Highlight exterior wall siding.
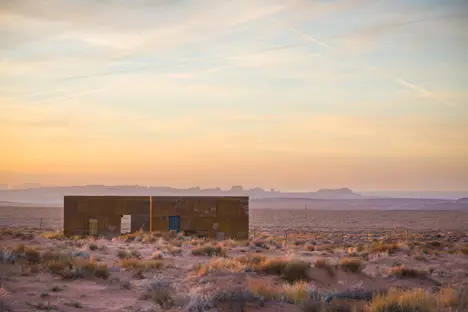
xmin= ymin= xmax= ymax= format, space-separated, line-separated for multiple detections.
xmin=63 ymin=196 xmax=249 ymax=239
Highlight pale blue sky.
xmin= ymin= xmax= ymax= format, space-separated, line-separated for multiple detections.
xmin=1 ymin=0 xmax=468 ymax=190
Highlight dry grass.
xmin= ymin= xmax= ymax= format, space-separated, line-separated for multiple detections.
xmin=191 ymin=245 xmax=227 ymax=257
xmin=388 ymin=265 xmax=427 ymax=278
xmin=339 ymin=257 xmax=363 ymax=273
xmin=194 ymin=258 xmax=246 ymax=276
xmin=368 ymin=289 xmax=436 ymax=312
xmin=247 ymin=279 xmax=309 ymax=304
xmin=121 ymin=259 xmax=163 ymax=271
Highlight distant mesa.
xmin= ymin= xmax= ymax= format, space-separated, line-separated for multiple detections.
xmin=458 ymin=197 xmax=468 ymax=203
xmin=314 ymin=188 xmax=361 ymax=199
xmin=0 ymin=184 xmax=362 ymax=206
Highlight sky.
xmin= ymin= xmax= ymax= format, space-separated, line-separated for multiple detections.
xmin=1 ymin=0 xmax=468 ymax=191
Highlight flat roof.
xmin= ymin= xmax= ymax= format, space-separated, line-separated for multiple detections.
xmin=64 ymin=195 xmax=249 ymax=199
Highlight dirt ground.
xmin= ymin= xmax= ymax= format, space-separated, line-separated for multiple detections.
xmin=1 ymin=227 xmax=468 ymax=311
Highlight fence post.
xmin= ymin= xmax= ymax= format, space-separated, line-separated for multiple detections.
xmin=40 ymin=218 xmax=43 ymax=230
xmin=406 ymin=228 xmax=409 ymax=242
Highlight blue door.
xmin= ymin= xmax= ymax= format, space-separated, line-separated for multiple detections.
xmin=168 ymin=216 xmax=180 ymax=232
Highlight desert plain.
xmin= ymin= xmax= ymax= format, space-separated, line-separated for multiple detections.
xmin=1 ymin=205 xmax=468 ymax=311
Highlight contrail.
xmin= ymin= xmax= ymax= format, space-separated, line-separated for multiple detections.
xmin=393 ymin=78 xmax=455 ymax=107
xmin=269 ymin=17 xmax=455 ymax=106
xmin=270 ymin=18 xmax=332 ymax=50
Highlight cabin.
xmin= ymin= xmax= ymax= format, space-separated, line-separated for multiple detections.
xmin=63 ymin=195 xmax=249 ymax=239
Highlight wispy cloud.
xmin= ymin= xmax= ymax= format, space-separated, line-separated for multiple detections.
xmin=270 ymin=16 xmax=457 ymax=107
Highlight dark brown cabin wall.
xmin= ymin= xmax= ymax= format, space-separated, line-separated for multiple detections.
xmin=63 ymin=195 xmax=249 ymax=239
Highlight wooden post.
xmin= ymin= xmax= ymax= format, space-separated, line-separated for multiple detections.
xmin=406 ymin=228 xmax=409 ymax=242
xmin=40 ymin=218 xmax=42 ymax=230
xmin=149 ymin=196 xmax=153 ymax=233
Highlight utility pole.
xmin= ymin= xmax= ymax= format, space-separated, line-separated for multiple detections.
xmin=149 ymin=196 xmax=153 ymax=233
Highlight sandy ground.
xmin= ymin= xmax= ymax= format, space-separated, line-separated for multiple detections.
xmin=1 ymin=226 xmax=468 ymax=311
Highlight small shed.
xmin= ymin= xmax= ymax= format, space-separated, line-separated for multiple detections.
xmin=63 ymin=195 xmax=249 ymax=239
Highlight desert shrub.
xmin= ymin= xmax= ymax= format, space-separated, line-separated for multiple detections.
xmin=192 ymin=245 xmax=227 ymax=257
xmin=65 ymin=301 xmax=83 ymax=308
xmin=427 ymin=240 xmax=442 ymax=247
xmin=74 ymin=260 xmax=109 ymax=279
xmin=93 ymin=264 xmax=110 ymax=279
xmin=88 ymin=243 xmax=98 ymax=251
xmin=117 ymin=250 xmax=129 ymax=259
xmin=121 ymin=259 xmax=163 ymax=271
xmin=372 ymin=242 xmax=398 ymax=254
xmin=26 ymin=301 xmax=60 ymax=310
xmin=314 ymin=258 xmax=336 ymax=276
xmin=236 ymin=254 xmax=266 ymax=266
xmin=51 ymin=286 xmax=64 ymax=292
xmin=282 ymin=281 xmax=309 ymax=304
xmin=247 ymin=279 xmax=281 ymax=300
xmin=47 ymin=260 xmax=69 ymax=274
xmin=151 ymin=251 xmax=163 ymax=260
xmin=163 ymin=230 xmax=177 ymax=241
xmin=130 ymin=249 xmax=141 ymax=258
xmin=305 ymin=244 xmax=315 ymax=251
xmin=283 ymin=260 xmax=310 ymax=283
xmin=169 ymin=240 xmax=183 ymax=247
xmin=339 ymin=257 xmax=362 ymax=273
xmin=13 ymin=231 xmax=34 ymax=240
xmin=257 ymin=258 xmax=288 ymax=275
xmin=167 ymin=245 xmax=182 ymax=256
xmin=120 ymin=280 xmax=131 ymax=289
xmin=145 ymin=279 xmax=174 ymax=309
xmin=42 ymin=232 xmax=65 ymax=240
xmin=23 ymin=246 xmax=41 ymax=264
xmin=294 ymin=239 xmax=307 ymax=247
xmin=119 ymin=234 xmax=136 ymax=242
xmin=460 ymin=246 xmax=468 ymax=256
xmin=389 ymin=265 xmax=427 ymax=278
xmin=194 ymin=258 xmax=246 ymax=276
